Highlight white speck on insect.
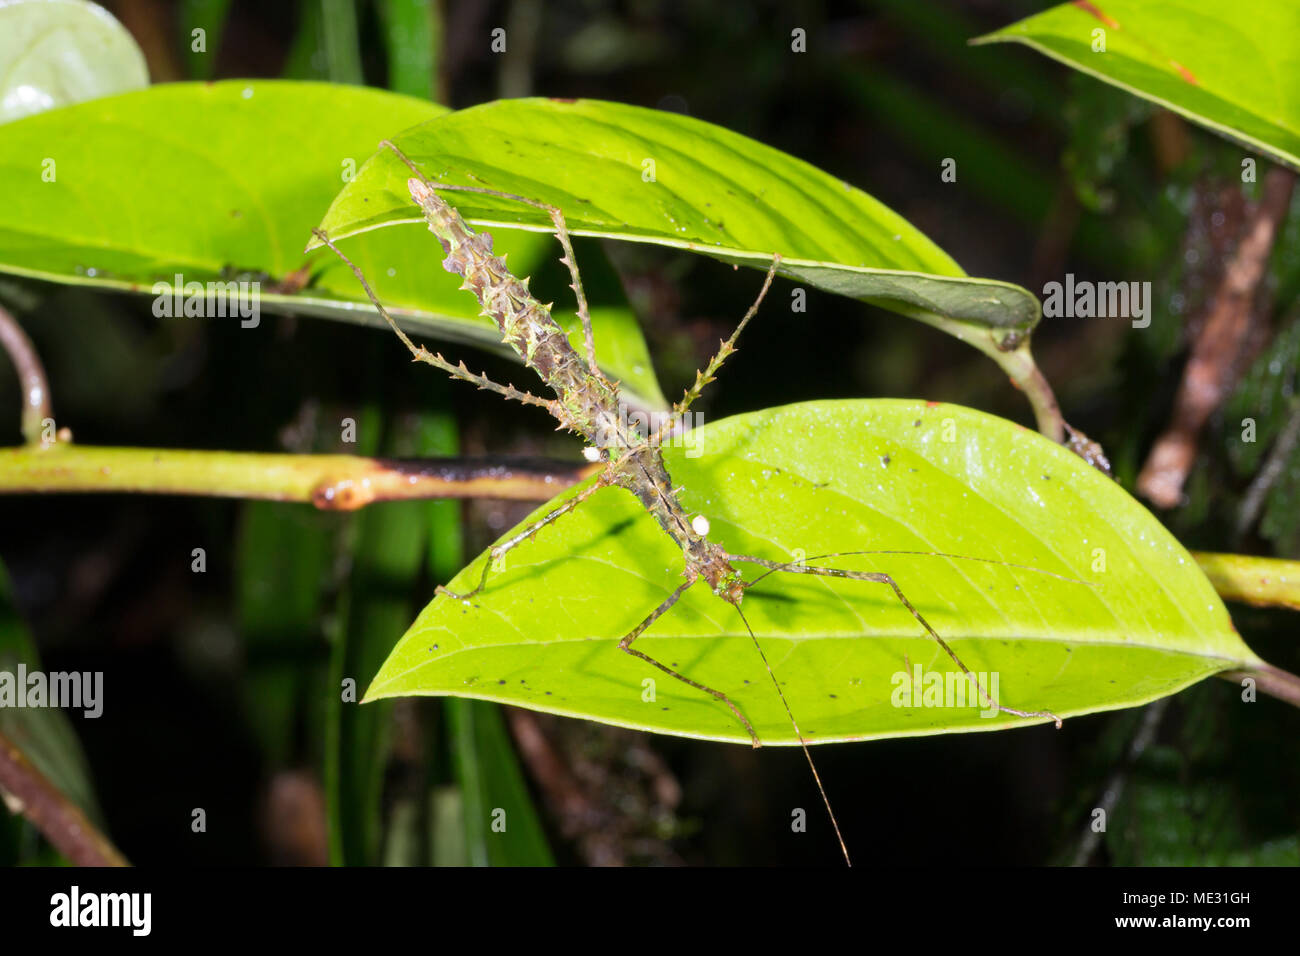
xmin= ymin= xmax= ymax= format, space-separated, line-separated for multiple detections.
xmin=582 ymin=446 xmax=600 ymax=462
xmin=692 ymin=515 xmax=711 ymax=535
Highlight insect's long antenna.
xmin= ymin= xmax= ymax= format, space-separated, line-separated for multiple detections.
xmin=742 ymin=550 xmax=1094 ymax=589
xmin=732 ymin=601 xmax=851 ymax=867
xmin=379 ymin=139 xmax=548 ymax=211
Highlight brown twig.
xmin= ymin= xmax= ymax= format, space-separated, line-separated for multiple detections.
xmin=503 ymin=708 xmax=684 ymax=866
xmin=0 ymin=728 xmax=128 ymax=866
xmin=1235 ymin=398 xmax=1300 ymax=540
xmin=1218 ymin=662 xmax=1300 ymax=710
xmin=502 ymin=707 xmax=610 ymax=859
xmin=1138 ymin=167 xmax=1296 ymax=508
xmin=0 ymin=303 xmax=53 ymax=445
xmin=1072 ymin=698 xmax=1168 ymax=866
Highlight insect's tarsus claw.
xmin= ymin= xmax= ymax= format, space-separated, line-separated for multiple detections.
xmin=999 ymin=703 xmax=1063 ymax=728
xmin=435 ymin=584 xmax=476 ymax=606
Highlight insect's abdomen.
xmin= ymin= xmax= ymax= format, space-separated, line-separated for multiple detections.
xmin=615 ymin=448 xmax=704 ymax=555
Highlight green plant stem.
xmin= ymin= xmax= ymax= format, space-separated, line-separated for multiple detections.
xmin=903 ymin=304 xmax=1065 ymax=442
xmin=5 ymin=446 xmax=1300 ymax=621
xmin=1002 ymin=343 xmax=1065 ymax=443
xmin=0 ymin=444 xmax=594 ymax=508
xmin=1192 ymin=551 xmax=1300 ymax=611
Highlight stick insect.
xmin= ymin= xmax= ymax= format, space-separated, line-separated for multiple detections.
xmin=312 ymin=141 xmax=1066 ymax=866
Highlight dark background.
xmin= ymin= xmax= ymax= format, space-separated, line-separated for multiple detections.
xmin=1 ymin=0 xmax=1297 ymax=866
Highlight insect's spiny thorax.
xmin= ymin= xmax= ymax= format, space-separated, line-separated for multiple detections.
xmin=409 ymin=178 xmax=623 ymax=444
xmin=614 ymin=447 xmax=744 ymax=602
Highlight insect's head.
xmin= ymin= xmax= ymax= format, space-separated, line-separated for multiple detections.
xmin=407 ymin=178 xmax=461 ymax=253
xmin=706 ymin=559 xmax=747 ymax=606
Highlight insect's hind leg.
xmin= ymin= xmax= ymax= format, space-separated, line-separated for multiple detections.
xmin=438 ymin=473 xmax=611 ymax=604
xmin=618 ymin=579 xmax=762 ymax=748
xmin=378 ymin=140 xmax=610 ymax=391
xmin=729 ymin=554 xmax=1063 ymax=727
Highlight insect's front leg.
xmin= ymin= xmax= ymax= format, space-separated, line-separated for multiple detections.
xmin=730 ymin=554 xmax=1063 ymax=727
xmin=310 ymin=228 xmax=554 ymax=412
xmin=438 ymin=473 xmax=611 ymax=604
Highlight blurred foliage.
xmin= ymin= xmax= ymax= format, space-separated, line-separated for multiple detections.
xmin=0 ymin=0 xmax=1296 ymax=866
xmin=0 ymin=563 xmax=105 ymax=865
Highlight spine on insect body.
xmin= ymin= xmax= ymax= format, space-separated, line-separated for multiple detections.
xmin=407 ymin=179 xmax=627 ymax=447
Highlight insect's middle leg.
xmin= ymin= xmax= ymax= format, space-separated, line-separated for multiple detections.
xmin=652 ymin=255 xmax=781 ymax=446
xmin=542 ymin=205 xmax=608 ymax=391
xmin=730 ymin=554 xmax=1063 ymax=727
xmin=617 ymin=579 xmax=762 ymax=748
xmin=438 ymin=473 xmax=610 ymax=604
xmin=310 ymin=228 xmax=553 ymax=413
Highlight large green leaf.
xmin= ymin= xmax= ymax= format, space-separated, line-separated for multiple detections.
xmin=0 ymin=81 xmax=666 ymax=408
xmin=366 ymin=400 xmax=1261 ymax=744
xmin=974 ymin=0 xmax=1300 ymax=171
xmin=310 ymin=97 xmax=1043 ymax=351
xmin=0 ymin=0 xmax=148 ymax=124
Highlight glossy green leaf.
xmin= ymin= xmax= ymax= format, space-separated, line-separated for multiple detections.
xmin=0 ymin=0 xmax=148 ymax=124
xmin=310 ymin=97 xmax=1043 ymax=348
xmin=0 ymin=81 xmax=666 ymax=408
xmin=367 ymin=400 xmax=1262 ymax=745
xmin=974 ymin=0 xmax=1300 ymax=171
